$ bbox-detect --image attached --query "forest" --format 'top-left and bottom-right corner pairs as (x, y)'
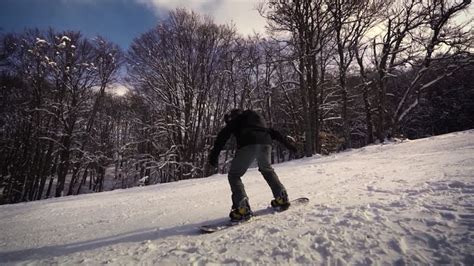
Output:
(0, 0), (472, 204)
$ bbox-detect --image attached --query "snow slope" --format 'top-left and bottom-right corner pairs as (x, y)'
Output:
(1, 130), (473, 265)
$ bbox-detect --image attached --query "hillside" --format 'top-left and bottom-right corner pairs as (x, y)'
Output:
(1, 130), (473, 265)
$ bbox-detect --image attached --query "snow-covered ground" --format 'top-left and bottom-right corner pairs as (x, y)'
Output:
(1, 130), (473, 265)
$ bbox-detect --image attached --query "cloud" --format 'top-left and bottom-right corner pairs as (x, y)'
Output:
(135, 0), (267, 36)
(135, 0), (204, 12)
(94, 83), (129, 97)
(110, 84), (129, 96)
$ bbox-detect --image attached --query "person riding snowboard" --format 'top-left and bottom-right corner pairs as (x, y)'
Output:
(208, 109), (297, 222)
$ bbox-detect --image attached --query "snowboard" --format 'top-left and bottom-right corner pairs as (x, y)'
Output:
(199, 197), (309, 234)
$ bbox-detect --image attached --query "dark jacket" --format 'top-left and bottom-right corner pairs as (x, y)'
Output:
(209, 110), (297, 166)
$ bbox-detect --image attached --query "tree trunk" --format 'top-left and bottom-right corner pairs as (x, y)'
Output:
(46, 175), (54, 199)
(76, 164), (89, 195)
(299, 57), (313, 157)
(55, 135), (72, 197)
(363, 87), (374, 144)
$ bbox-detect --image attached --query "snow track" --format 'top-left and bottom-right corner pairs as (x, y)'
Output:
(0, 130), (473, 265)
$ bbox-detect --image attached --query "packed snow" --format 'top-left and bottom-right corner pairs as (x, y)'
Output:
(0, 130), (473, 265)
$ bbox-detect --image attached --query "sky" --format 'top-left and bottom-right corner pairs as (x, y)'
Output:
(0, 0), (267, 49)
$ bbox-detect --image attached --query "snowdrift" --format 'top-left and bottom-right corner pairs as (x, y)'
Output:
(1, 130), (473, 265)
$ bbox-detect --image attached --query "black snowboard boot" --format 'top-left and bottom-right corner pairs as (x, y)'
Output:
(229, 207), (253, 222)
(271, 191), (290, 211)
(229, 198), (253, 222)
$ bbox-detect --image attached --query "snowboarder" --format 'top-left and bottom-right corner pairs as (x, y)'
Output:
(208, 109), (297, 222)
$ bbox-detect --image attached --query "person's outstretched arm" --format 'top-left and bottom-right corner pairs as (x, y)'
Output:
(208, 125), (233, 167)
(268, 128), (297, 153)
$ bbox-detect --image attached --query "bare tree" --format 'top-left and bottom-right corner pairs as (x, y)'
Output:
(370, 0), (429, 142)
(0, 29), (121, 203)
(262, 0), (333, 156)
(128, 9), (237, 181)
(328, 0), (383, 148)
(67, 37), (122, 195)
(390, 0), (472, 134)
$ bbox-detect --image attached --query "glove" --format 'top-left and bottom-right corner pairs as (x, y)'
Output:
(284, 135), (297, 154)
(208, 152), (218, 167)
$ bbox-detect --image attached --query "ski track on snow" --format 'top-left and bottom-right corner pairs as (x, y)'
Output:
(0, 130), (473, 265)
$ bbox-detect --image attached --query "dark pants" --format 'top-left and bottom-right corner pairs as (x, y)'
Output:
(228, 144), (287, 209)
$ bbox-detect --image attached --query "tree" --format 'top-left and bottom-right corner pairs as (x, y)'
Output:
(262, 0), (333, 156)
(128, 9), (238, 181)
(391, 0), (472, 134)
(328, 0), (383, 148)
(370, 0), (471, 141)
(67, 37), (122, 195)
(0, 29), (121, 203)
